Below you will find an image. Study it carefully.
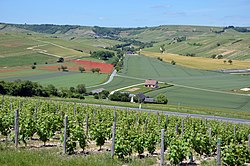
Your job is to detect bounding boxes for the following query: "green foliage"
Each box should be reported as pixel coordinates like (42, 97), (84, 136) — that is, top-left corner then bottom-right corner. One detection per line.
(57, 57), (64, 63)
(90, 68), (101, 73)
(0, 80), (86, 99)
(156, 94), (168, 104)
(160, 44), (165, 53)
(78, 66), (85, 73)
(93, 90), (110, 99)
(0, 96), (250, 165)
(157, 57), (163, 61)
(171, 60), (176, 65)
(217, 55), (224, 59)
(109, 91), (130, 102)
(222, 141), (250, 166)
(76, 84), (86, 94)
(211, 54), (217, 59)
(14, 24), (80, 34)
(61, 65), (68, 71)
(168, 138), (189, 165)
(185, 53), (196, 57)
(31, 65), (36, 69)
(91, 51), (115, 60)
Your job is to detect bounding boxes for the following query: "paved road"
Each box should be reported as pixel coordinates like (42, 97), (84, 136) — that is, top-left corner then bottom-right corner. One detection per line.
(78, 102), (250, 125)
(86, 69), (117, 88)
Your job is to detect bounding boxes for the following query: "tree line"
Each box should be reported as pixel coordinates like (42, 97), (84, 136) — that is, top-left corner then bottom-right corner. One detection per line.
(0, 80), (86, 99)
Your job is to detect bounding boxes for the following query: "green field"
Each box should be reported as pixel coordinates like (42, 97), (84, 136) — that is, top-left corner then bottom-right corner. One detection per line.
(0, 69), (108, 88)
(123, 26), (250, 60)
(0, 147), (155, 166)
(0, 53), (57, 67)
(1, 24), (250, 117)
(100, 55), (250, 112)
(0, 32), (121, 60)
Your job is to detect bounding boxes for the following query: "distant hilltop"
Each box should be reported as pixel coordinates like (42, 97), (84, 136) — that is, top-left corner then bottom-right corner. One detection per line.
(1, 23), (250, 61)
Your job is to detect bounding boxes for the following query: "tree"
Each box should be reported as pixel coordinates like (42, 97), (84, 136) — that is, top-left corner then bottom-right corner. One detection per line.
(0, 81), (7, 95)
(156, 94), (168, 104)
(57, 57), (64, 63)
(91, 68), (96, 73)
(223, 60), (227, 64)
(76, 84), (86, 94)
(95, 68), (101, 73)
(45, 84), (58, 96)
(90, 51), (115, 60)
(31, 65), (36, 69)
(217, 55), (223, 59)
(79, 66), (85, 73)
(160, 44), (165, 53)
(228, 59), (233, 64)
(61, 65), (68, 72)
(211, 54), (217, 59)
(109, 91), (130, 102)
(171, 60), (176, 65)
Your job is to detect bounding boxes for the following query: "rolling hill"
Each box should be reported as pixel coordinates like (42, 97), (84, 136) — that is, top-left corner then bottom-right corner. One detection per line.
(1, 23), (250, 61)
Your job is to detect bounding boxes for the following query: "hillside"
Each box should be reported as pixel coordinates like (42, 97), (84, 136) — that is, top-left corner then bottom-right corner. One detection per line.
(0, 23), (250, 61)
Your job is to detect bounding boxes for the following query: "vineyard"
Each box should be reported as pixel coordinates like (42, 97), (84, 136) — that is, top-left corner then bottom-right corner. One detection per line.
(0, 95), (250, 165)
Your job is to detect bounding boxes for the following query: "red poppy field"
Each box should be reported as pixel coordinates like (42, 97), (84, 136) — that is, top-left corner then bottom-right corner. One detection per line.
(39, 60), (114, 74)
(71, 60), (114, 74)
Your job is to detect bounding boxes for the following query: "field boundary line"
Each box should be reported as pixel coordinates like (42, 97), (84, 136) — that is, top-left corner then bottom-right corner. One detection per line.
(171, 83), (250, 97)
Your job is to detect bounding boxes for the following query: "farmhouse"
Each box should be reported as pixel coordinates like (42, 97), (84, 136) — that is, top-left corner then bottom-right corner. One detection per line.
(91, 88), (105, 94)
(144, 98), (155, 103)
(145, 79), (158, 88)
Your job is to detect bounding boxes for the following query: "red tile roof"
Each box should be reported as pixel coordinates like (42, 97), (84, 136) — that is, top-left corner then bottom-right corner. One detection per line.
(145, 79), (158, 85)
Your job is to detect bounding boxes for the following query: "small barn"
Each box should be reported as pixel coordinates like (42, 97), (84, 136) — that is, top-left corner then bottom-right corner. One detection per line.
(145, 79), (158, 88)
(91, 88), (105, 94)
(144, 98), (155, 103)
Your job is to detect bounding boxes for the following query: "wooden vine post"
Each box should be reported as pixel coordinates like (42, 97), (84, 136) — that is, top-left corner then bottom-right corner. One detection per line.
(14, 109), (19, 149)
(248, 134), (250, 150)
(86, 114), (89, 137)
(217, 138), (221, 166)
(74, 102), (76, 117)
(63, 115), (68, 154)
(111, 110), (117, 159)
(181, 119), (184, 137)
(160, 129), (165, 166)
(209, 128), (212, 143)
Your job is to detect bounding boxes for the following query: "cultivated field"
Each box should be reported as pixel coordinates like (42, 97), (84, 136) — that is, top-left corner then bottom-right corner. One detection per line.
(0, 69), (108, 88)
(142, 51), (250, 70)
(99, 55), (250, 114)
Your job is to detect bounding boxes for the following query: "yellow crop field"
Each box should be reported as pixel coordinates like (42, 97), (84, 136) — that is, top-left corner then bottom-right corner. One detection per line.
(142, 51), (250, 70)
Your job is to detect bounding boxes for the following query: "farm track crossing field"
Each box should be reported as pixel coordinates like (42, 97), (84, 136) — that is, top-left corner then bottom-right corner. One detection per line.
(101, 55), (250, 112)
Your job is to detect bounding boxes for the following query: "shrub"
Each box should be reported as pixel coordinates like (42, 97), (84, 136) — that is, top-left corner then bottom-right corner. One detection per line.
(217, 55), (223, 59)
(57, 57), (64, 63)
(157, 57), (163, 61)
(211, 54), (217, 59)
(171, 60), (176, 65)
(31, 65), (36, 69)
(109, 91), (130, 102)
(156, 94), (168, 104)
